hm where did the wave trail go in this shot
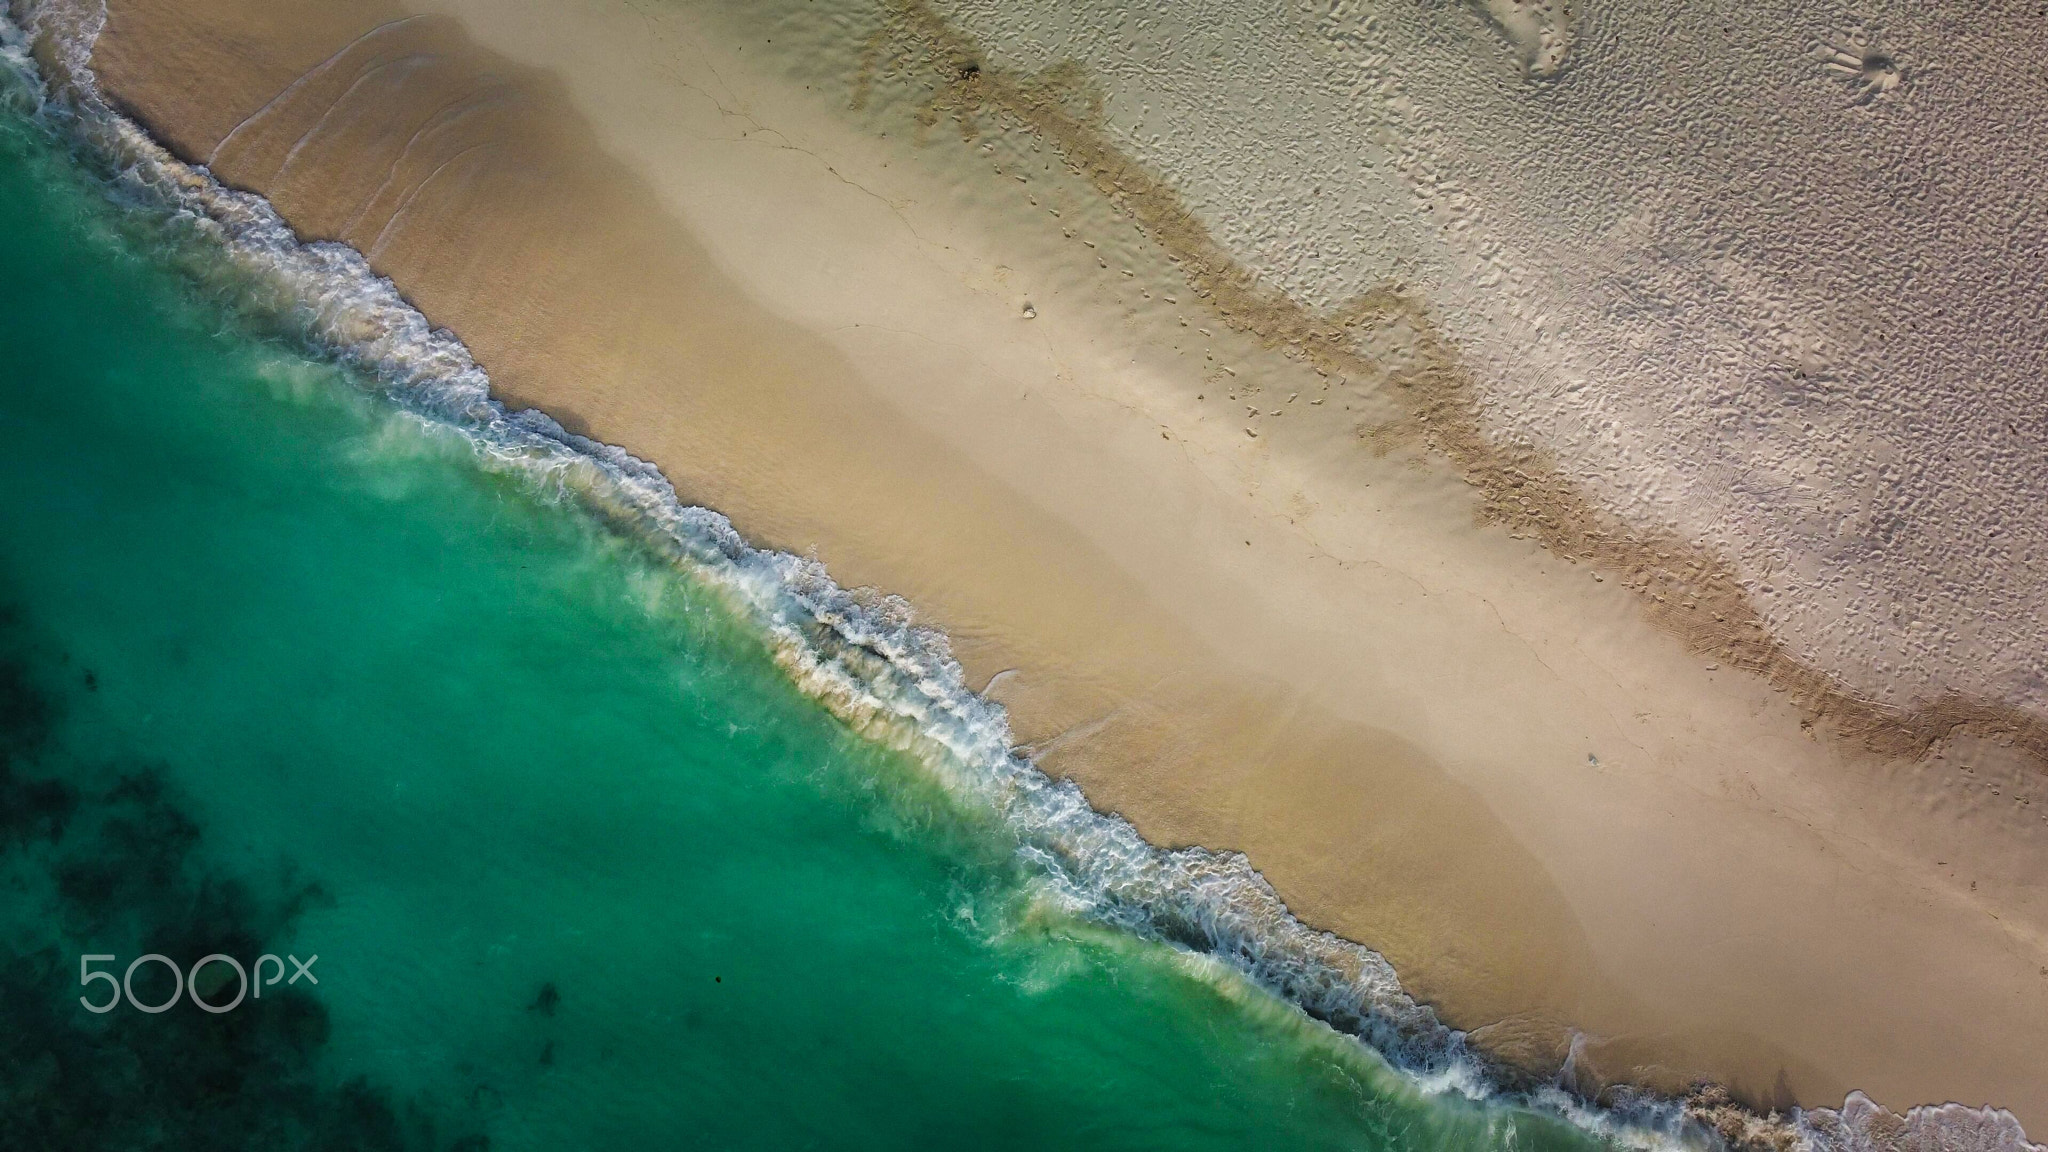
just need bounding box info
[0,6,2036,1152]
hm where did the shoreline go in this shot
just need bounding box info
[57,0,2048,1131]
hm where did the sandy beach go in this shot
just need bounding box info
[63,0,2048,1127]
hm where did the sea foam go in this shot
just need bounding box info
[1,5,2035,1151]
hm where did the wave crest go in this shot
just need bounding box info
[1,5,2034,1151]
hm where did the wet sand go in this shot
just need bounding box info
[70,0,2048,1127]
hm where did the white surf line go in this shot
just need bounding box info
[365,140,495,263]
[5,7,2038,1150]
[338,84,515,241]
[271,52,436,186]
[208,13,436,166]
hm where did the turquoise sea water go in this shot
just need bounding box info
[0,63,1632,1151]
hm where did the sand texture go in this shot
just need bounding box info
[64,0,2048,1129]
[926,0,2048,746]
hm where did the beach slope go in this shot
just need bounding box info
[65,0,2048,1126]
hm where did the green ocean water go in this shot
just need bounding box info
[0,89,1621,1151]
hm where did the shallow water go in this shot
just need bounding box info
[0,78,1639,1150]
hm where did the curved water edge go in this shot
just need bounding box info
[0,5,2034,1150]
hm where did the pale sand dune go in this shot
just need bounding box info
[74,0,2048,1127]
[934,0,2048,729]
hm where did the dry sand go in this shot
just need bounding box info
[65,0,2048,1127]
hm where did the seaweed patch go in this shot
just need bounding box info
[0,610,484,1151]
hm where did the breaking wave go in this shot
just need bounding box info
[0,5,2034,1151]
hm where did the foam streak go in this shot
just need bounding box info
[0,7,2033,1152]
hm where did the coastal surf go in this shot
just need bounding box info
[0,4,2035,1150]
